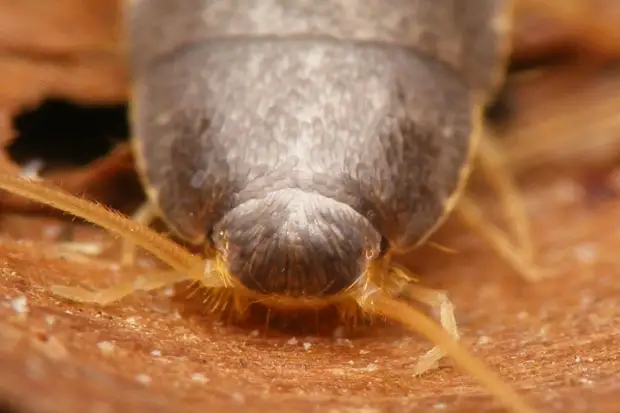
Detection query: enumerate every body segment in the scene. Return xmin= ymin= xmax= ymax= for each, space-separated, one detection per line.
xmin=126 ymin=0 xmax=512 ymax=297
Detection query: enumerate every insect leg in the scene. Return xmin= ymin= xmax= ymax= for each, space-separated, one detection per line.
xmin=399 ymin=283 xmax=460 ymax=375
xmin=455 ymin=196 xmax=542 ymax=282
xmin=477 ymin=135 xmax=534 ymax=260
xmin=360 ymin=291 xmax=538 ymax=413
xmin=120 ymin=201 xmax=158 ymax=267
xmin=52 ymin=271 xmax=190 ymax=306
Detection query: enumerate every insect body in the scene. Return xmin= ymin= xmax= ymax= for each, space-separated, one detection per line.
xmin=0 ymin=1 xmax=538 ymax=413
xmin=127 ymin=1 xmax=512 ymax=300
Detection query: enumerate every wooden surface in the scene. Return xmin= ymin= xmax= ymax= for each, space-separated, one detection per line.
xmin=0 ymin=1 xmax=620 ymax=413
xmin=0 ymin=156 xmax=620 ymax=413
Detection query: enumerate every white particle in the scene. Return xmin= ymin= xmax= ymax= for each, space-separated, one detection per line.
xmin=303 ymin=342 xmax=312 ymax=351
xmin=44 ymin=315 xmax=56 ymax=326
xmin=363 ymin=363 xmax=378 ymax=372
xmin=97 ymin=341 xmax=115 ymax=355
xmin=477 ymin=335 xmax=492 ymax=345
xmin=11 ymin=295 xmax=28 ymax=314
xmin=20 ymin=159 xmax=45 ymax=180
xmin=336 ymin=338 xmax=353 ymax=348
xmin=57 ymin=242 xmax=104 ymax=256
xmin=135 ymin=374 xmax=151 ymax=385
xmin=163 ymin=287 xmax=175 ymax=297
xmin=433 ymin=402 xmax=447 ymax=410
xmin=191 ymin=373 xmax=209 ymax=384
xmin=125 ymin=316 xmax=138 ymax=326
xmin=151 ymin=349 xmax=162 ymax=357
xmin=287 ymin=337 xmax=298 ymax=345
xmin=43 ymin=225 xmax=63 ymax=240
xmin=574 ymin=243 xmax=598 ymax=264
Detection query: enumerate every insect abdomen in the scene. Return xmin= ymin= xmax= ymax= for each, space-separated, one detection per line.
xmin=126 ymin=1 xmax=508 ymax=249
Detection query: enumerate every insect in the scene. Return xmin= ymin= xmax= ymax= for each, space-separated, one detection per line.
xmin=0 ymin=1 xmax=540 ymax=413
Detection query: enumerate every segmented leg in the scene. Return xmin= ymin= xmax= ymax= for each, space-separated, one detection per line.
xmin=52 ymin=271 xmax=189 ymax=306
xmin=400 ymin=283 xmax=460 ymax=375
xmin=456 ymin=196 xmax=542 ymax=282
xmin=477 ymin=136 xmax=534 ymax=260
xmin=368 ymin=292 xmax=538 ymax=413
xmin=120 ymin=202 xmax=158 ymax=267
xmin=458 ymin=135 xmax=542 ymax=282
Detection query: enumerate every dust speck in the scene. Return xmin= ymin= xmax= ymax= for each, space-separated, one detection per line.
xmin=433 ymin=402 xmax=447 ymax=410
xmin=249 ymin=330 xmax=260 ymax=337
xmin=135 ymin=373 xmax=151 ymax=385
xmin=20 ymin=159 xmax=45 ymax=180
xmin=60 ymin=242 xmax=104 ymax=256
xmin=363 ymin=363 xmax=378 ymax=372
xmin=11 ymin=295 xmax=28 ymax=314
xmin=97 ymin=341 xmax=115 ymax=355
xmin=287 ymin=337 xmax=298 ymax=345
xmin=574 ymin=243 xmax=598 ymax=264
xmin=163 ymin=287 xmax=175 ymax=297
xmin=191 ymin=373 xmax=209 ymax=384
xmin=151 ymin=349 xmax=162 ymax=357
xmin=336 ymin=338 xmax=353 ymax=348
xmin=303 ymin=342 xmax=312 ymax=351
xmin=477 ymin=335 xmax=492 ymax=345
xmin=44 ymin=315 xmax=56 ymax=326
xmin=43 ymin=224 xmax=63 ymax=240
